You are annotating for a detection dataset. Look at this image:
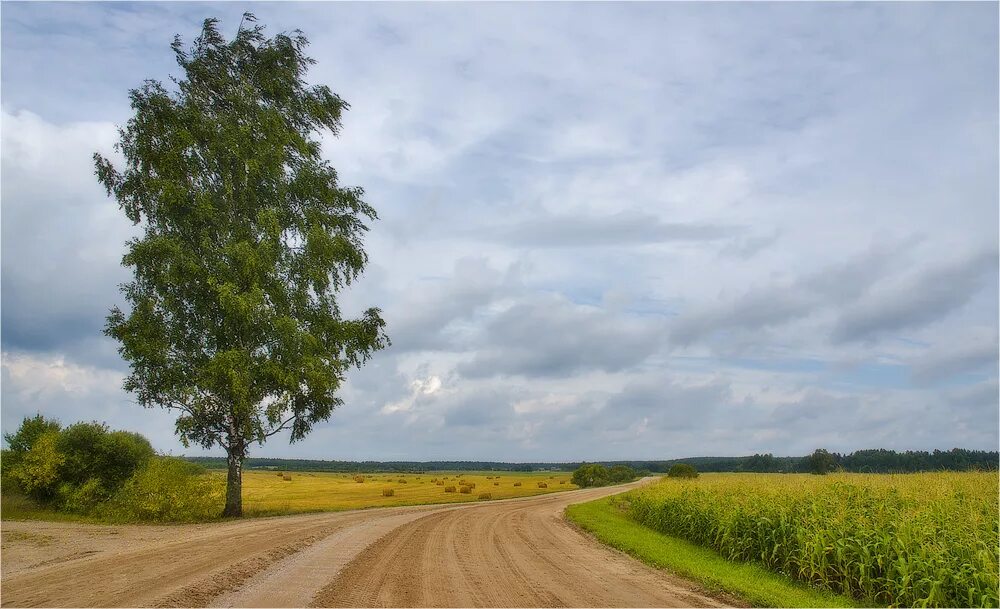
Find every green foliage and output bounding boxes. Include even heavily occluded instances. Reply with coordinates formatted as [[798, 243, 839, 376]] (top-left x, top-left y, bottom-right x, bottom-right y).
[[101, 458, 224, 523], [608, 464, 637, 483], [571, 463, 637, 487], [2, 416, 156, 512], [572, 464, 609, 487], [666, 463, 699, 478], [94, 13, 388, 517], [56, 422, 155, 493], [4, 414, 61, 454], [7, 431, 64, 501], [807, 449, 838, 475], [566, 498, 857, 608], [620, 473, 999, 607], [58, 478, 106, 514]]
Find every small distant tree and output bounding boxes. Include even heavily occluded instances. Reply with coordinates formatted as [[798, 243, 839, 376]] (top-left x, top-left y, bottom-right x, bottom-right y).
[[807, 449, 839, 475], [667, 463, 699, 479], [94, 15, 388, 517], [608, 464, 637, 483], [572, 463, 610, 487]]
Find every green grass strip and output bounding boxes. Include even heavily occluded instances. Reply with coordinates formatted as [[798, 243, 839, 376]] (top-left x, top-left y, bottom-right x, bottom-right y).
[[565, 497, 861, 608]]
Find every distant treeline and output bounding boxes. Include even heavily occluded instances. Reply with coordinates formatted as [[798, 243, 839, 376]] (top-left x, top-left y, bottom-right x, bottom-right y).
[[183, 448, 997, 474]]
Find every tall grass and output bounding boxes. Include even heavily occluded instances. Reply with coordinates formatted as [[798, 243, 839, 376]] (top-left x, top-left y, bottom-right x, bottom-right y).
[[617, 473, 998, 608]]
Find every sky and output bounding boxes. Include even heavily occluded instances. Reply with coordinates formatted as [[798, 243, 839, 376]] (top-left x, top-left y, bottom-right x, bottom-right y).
[[1, 2, 998, 462]]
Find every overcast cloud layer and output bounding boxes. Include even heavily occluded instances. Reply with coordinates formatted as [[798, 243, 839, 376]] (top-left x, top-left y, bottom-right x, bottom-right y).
[[2, 2, 997, 461]]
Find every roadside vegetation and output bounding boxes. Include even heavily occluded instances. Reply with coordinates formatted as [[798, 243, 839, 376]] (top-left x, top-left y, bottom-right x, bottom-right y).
[[609, 472, 999, 608], [570, 463, 637, 487], [566, 497, 857, 608], [2, 415, 223, 522]]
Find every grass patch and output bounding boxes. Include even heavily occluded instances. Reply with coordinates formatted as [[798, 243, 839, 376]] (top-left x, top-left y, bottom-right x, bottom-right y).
[[565, 497, 858, 608]]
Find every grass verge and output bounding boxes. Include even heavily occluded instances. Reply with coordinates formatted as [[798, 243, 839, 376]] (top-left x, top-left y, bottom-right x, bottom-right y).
[[565, 497, 860, 608]]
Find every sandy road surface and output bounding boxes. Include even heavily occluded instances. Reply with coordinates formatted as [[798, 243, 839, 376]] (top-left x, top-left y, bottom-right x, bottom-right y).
[[1, 481, 728, 608]]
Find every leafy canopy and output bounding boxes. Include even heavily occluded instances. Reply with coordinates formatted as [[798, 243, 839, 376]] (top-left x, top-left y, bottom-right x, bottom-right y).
[[94, 15, 388, 456]]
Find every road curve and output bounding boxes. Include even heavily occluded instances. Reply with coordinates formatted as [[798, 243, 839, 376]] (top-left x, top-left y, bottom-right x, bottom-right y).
[[1, 481, 728, 608]]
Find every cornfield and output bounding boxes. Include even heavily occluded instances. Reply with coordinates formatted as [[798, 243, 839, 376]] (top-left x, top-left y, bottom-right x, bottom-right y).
[[616, 472, 998, 607]]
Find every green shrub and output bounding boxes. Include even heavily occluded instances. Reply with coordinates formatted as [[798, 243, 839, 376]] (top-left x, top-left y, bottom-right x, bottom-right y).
[[666, 463, 698, 479], [7, 431, 64, 501], [3, 414, 61, 454], [57, 423, 154, 491], [58, 478, 105, 514], [608, 464, 637, 483], [572, 463, 638, 487], [102, 458, 223, 522]]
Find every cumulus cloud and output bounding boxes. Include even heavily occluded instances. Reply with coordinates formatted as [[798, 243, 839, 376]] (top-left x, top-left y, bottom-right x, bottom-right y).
[[1, 2, 997, 458]]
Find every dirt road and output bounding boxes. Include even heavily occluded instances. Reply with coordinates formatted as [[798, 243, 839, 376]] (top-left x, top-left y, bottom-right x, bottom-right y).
[[1, 481, 728, 608]]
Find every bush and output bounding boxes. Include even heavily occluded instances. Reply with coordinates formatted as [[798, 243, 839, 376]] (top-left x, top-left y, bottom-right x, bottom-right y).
[[667, 463, 698, 478], [608, 464, 637, 483], [3, 414, 60, 454], [57, 422, 154, 491], [58, 478, 106, 514], [5, 418, 155, 508], [6, 430, 64, 501], [572, 463, 637, 487], [102, 458, 223, 522]]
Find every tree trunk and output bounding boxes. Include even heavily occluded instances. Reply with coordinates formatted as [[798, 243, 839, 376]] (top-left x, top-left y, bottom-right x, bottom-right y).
[[222, 449, 244, 517]]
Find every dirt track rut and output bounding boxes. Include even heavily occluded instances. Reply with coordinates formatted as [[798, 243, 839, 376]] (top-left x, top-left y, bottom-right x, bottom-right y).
[[1, 481, 727, 608]]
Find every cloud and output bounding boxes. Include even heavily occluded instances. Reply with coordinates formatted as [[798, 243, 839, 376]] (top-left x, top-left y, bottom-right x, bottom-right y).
[[381, 375, 443, 414], [1, 3, 997, 459], [910, 333, 999, 384], [669, 241, 903, 347], [1, 109, 133, 356], [457, 293, 667, 378], [483, 211, 736, 248], [831, 251, 998, 343]]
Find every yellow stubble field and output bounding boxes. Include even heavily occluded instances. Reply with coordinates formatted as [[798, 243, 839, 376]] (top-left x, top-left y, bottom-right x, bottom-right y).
[[239, 470, 576, 516]]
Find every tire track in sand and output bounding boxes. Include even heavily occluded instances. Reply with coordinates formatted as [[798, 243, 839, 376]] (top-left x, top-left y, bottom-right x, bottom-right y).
[[312, 483, 730, 608]]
